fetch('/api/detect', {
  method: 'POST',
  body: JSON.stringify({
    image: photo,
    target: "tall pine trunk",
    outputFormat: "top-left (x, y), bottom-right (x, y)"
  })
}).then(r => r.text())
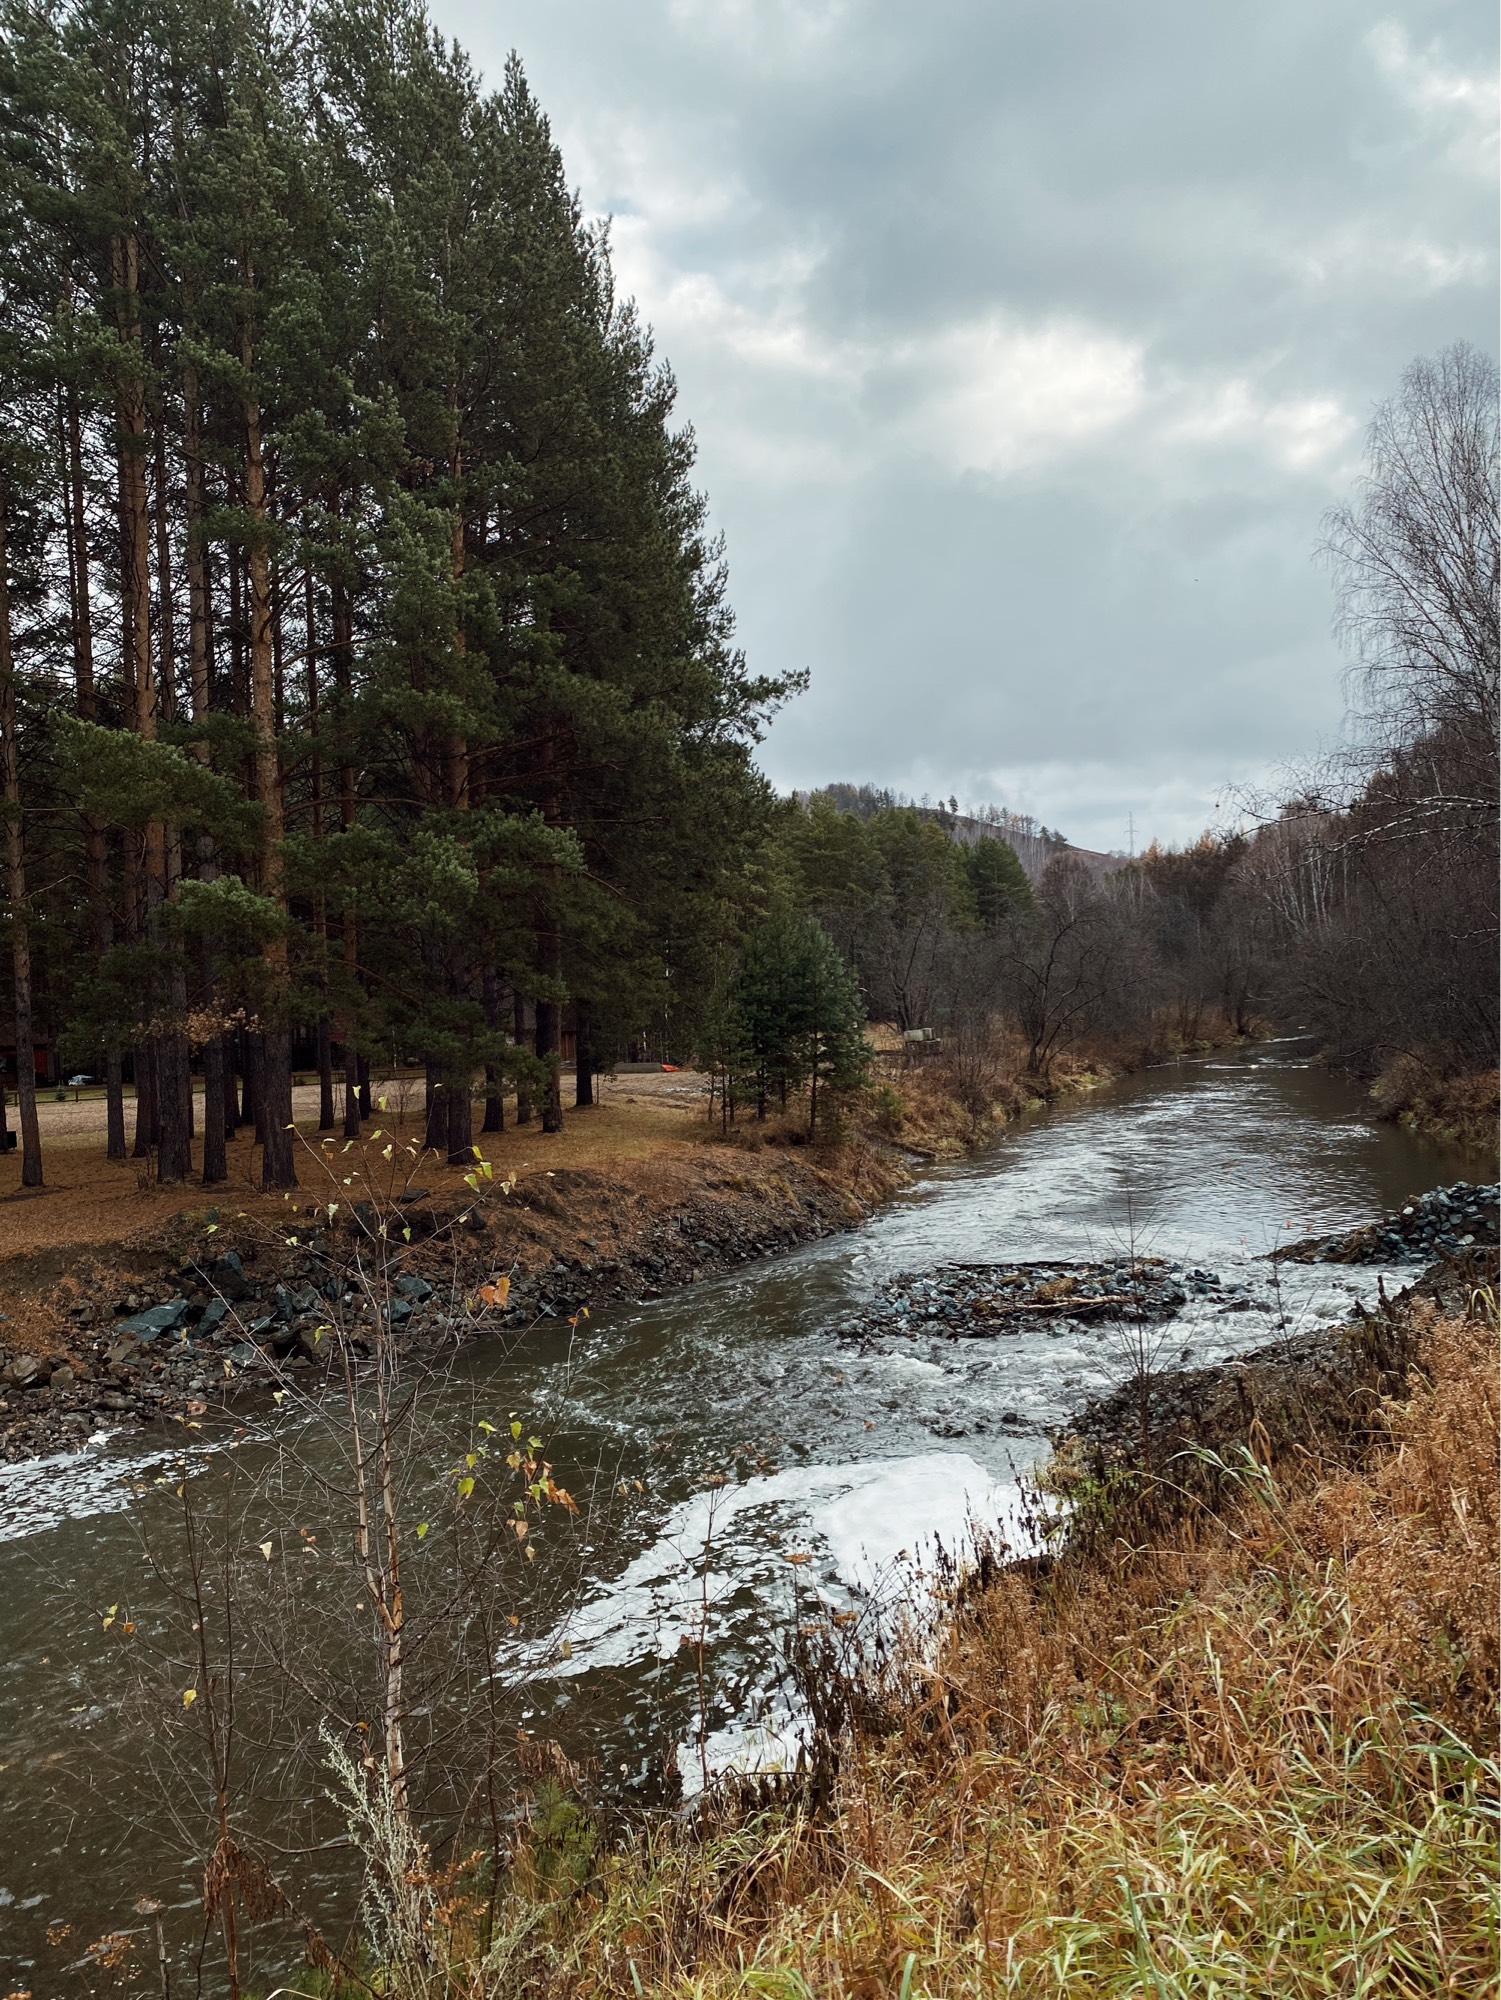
top-left (536, 740), bottom-right (564, 1134)
top-left (302, 561), bottom-right (336, 1133)
top-left (0, 477), bottom-right (42, 1187)
top-left (105, 1048), bottom-right (125, 1157)
top-left (185, 361), bottom-right (226, 1184)
top-left (222, 1036), bottom-right (240, 1138)
top-left (242, 318), bottom-right (295, 1189)
top-left (332, 570), bottom-right (362, 1138)
top-left (112, 230), bottom-right (189, 1181)
top-left (132, 1041), bottom-right (156, 1156)
top-left (61, 369), bottom-right (126, 1159)
top-left (574, 999), bottom-right (594, 1107)
top-left (316, 1015), bottom-right (335, 1132)
top-left (535, 978), bottom-right (564, 1133)
top-left (424, 1060), bottom-right (445, 1154)
top-left (150, 343), bottom-right (196, 1176)
top-left (443, 475), bottom-right (474, 1168)
top-left (513, 989), bottom-right (532, 1124)
top-left (444, 953), bottom-right (473, 1167)
top-left (341, 979), bottom-right (361, 1140)
top-left (481, 967), bottom-right (504, 1131)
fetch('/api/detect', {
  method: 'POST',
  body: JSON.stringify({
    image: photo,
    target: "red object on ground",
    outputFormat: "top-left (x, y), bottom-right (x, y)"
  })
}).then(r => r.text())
top-left (661, 1063), bottom-right (680, 1072)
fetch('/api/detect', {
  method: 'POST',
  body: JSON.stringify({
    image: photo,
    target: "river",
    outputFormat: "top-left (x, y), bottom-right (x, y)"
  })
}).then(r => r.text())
top-left (0, 1042), bottom-right (1485, 1984)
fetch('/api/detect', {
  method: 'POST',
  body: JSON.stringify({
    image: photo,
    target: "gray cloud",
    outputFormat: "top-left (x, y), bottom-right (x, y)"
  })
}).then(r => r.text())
top-left (438, 0), bottom-right (1496, 848)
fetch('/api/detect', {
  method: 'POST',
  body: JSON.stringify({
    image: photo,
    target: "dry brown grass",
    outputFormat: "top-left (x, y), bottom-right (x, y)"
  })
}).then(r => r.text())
top-left (452, 1304), bottom-right (1500, 1998)
top-left (0, 1073), bottom-right (717, 1266)
top-left (1370, 1056), bottom-right (1500, 1158)
top-left (1292, 1310), bottom-right (1499, 1734)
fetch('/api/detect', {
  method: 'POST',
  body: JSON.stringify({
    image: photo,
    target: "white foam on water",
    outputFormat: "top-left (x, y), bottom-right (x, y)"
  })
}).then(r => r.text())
top-left (520, 1451), bottom-right (1039, 1681)
top-left (860, 1353), bottom-right (950, 1381)
top-left (676, 1713), bottom-right (804, 1794)
top-left (808, 1452), bottom-right (1034, 1591)
top-left (0, 1431), bottom-right (171, 1544)
top-left (0, 1422), bottom-right (276, 1544)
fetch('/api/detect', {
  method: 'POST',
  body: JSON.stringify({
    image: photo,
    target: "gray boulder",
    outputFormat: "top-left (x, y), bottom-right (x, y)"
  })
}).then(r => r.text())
top-left (117, 1300), bottom-right (190, 1340)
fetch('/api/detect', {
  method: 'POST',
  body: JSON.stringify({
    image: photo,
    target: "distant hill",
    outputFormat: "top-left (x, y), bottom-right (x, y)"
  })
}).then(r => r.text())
top-left (798, 783), bottom-right (1127, 887)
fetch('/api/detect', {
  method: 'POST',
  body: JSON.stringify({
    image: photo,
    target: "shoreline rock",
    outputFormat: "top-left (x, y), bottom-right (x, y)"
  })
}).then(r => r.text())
top-left (0, 1153), bottom-right (878, 1466)
top-left (833, 1256), bottom-right (1232, 1345)
top-left (1061, 1242), bottom-right (1497, 1475)
top-left (4, 1151), bottom-right (1493, 1475)
top-left (1274, 1181), bottom-right (1497, 1265)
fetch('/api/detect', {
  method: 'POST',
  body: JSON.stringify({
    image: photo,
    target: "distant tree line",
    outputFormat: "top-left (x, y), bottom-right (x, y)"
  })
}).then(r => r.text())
top-left (762, 792), bottom-right (1227, 1087)
top-left (0, 0), bottom-right (796, 1189)
top-left (801, 781), bottom-right (1076, 878)
top-left (776, 347), bottom-right (1496, 1098)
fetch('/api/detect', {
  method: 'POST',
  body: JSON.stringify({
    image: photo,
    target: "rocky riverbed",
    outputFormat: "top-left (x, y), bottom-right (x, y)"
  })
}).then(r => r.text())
top-left (3, 1171), bottom-right (1495, 1468)
top-left (830, 1256), bottom-right (1251, 1343)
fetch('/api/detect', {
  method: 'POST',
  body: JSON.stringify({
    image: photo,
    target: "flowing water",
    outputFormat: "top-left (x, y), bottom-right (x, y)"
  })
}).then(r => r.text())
top-left (0, 1042), bottom-right (1485, 1983)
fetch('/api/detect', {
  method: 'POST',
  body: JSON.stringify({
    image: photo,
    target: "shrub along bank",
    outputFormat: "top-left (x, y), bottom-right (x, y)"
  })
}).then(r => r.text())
top-left (1369, 1058), bottom-right (1500, 1158)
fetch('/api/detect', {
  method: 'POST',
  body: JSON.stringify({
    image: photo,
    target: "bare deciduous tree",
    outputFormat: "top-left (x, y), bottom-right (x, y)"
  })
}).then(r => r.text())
top-left (1321, 341), bottom-right (1499, 793)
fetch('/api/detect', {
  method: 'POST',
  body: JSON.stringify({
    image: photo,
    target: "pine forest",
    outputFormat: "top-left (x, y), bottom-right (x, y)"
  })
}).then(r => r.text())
top-left (0, 0), bottom-right (800, 1188)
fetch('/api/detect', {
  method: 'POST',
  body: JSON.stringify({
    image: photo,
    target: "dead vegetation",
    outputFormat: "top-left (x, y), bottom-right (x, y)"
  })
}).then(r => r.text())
top-left (1370, 1055), bottom-right (1500, 1158)
top-left (400, 1295), bottom-right (1499, 1998)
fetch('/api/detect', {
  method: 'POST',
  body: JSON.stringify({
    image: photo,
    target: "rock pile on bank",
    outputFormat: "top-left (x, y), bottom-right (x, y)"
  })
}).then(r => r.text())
top-left (1274, 1182), bottom-right (1498, 1265)
top-left (0, 1159), bottom-right (867, 1463)
top-left (1063, 1242), bottom-right (1497, 1483)
top-left (0, 1244), bottom-right (404, 1461)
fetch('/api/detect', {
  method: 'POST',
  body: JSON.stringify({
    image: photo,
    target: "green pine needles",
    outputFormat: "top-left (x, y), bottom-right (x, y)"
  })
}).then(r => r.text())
top-left (730, 909), bottom-right (869, 1135)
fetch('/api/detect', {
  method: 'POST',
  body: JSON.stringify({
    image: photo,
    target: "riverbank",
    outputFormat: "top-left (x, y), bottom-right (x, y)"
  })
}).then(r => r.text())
top-left (0, 1121), bottom-right (889, 1462)
top-left (0, 1032), bottom-right (1236, 1464)
top-left (416, 1261), bottom-right (1499, 1998)
top-left (1369, 1055), bottom-right (1500, 1157)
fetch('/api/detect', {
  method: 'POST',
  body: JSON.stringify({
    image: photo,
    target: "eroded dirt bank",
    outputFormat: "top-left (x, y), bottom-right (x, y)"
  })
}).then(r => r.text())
top-left (0, 1127), bottom-right (909, 1462)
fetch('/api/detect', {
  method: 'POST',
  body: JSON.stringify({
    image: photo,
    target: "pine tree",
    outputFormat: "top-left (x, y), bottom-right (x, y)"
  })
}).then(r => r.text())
top-left (960, 834), bottom-right (1032, 930)
top-left (733, 909), bottom-right (866, 1131)
top-left (799, 917), bottom-right (867, 1139)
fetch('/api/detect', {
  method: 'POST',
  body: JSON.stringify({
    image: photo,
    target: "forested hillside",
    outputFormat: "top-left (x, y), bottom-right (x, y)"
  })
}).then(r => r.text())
top-left (798, 783), bottom-right (1096, 884)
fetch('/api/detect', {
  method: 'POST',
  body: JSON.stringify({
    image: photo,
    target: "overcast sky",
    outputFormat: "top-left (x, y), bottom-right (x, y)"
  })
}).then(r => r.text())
top-left (437, 0), bottom-right (1495, 851)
